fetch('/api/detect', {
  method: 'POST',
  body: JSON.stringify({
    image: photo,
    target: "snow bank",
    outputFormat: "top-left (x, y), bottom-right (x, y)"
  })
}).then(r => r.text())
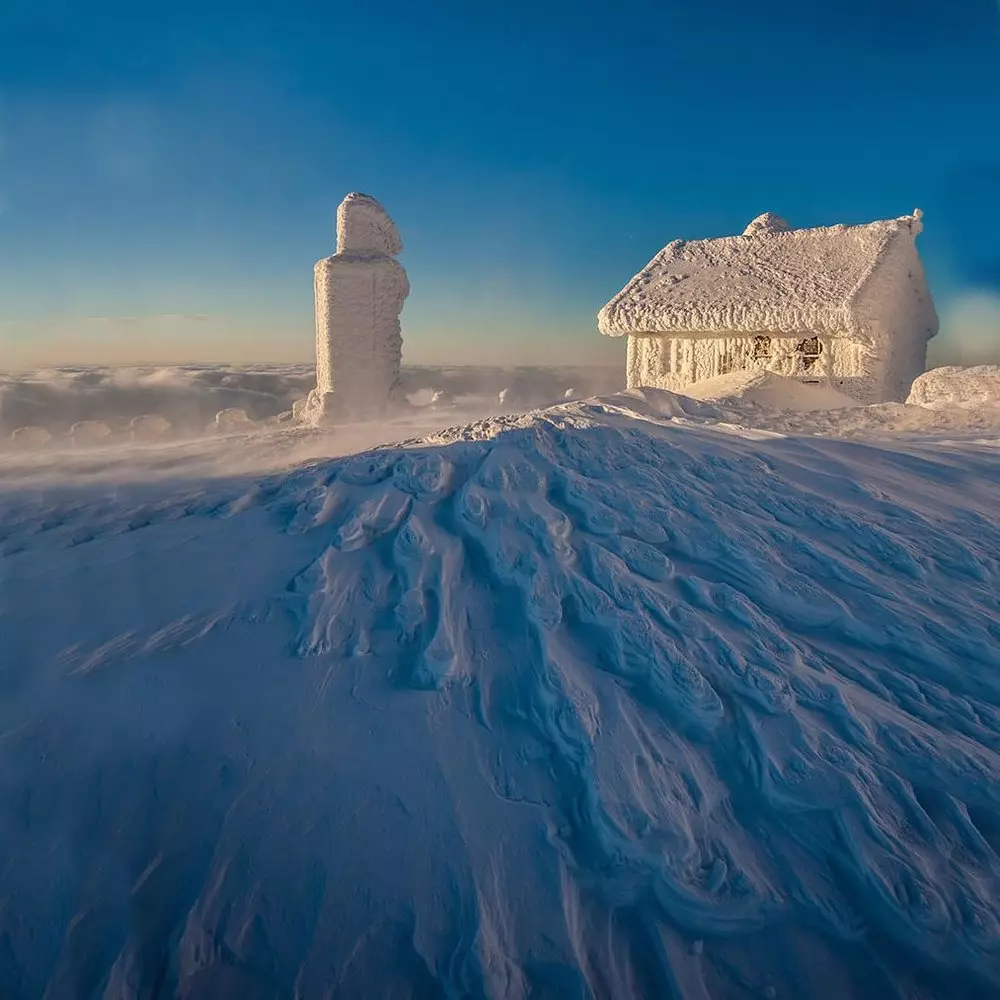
top-left (907, 365), bottom-right (1000, 410)
top-left (679, 370), bottom-right (862, 411)
top-left (2, 398), bottom-right (999, 998)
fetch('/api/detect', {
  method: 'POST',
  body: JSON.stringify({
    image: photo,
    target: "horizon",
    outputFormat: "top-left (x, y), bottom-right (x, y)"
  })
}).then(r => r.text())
top-left (2, 0), bottom-right (999, 369)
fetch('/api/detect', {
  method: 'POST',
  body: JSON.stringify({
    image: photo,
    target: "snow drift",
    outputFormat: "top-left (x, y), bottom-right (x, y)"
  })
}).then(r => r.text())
top-left (907, 365), bottom-right (1000, 410)
top-left (1, 392), bottom-right (999, 999)
top-left (677, 369), bottom-right (861, 411)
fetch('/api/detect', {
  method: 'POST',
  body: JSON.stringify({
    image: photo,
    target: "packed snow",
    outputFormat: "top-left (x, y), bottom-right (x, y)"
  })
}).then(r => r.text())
top-left (1, 365), bottom-right (999, 998)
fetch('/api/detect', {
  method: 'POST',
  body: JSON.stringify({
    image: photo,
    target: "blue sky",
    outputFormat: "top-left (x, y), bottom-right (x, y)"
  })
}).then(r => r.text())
top-left (1, 0), bottom-right (999, 367)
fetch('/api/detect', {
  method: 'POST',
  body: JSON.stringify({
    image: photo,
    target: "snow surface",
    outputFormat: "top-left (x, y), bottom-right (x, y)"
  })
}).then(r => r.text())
top-left (2, 370), bottom-right (1000, 998)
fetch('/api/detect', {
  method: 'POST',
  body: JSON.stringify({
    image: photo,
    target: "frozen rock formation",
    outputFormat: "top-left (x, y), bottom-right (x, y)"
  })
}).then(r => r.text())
top-left (298, 193), bottom-right (410, 425)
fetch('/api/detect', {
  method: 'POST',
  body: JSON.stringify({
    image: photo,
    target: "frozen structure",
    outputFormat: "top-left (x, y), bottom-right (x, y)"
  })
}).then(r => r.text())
top-left (297, 193), bottom-right (409, 425)
top-left (598, 210), bottom-right (938, 403)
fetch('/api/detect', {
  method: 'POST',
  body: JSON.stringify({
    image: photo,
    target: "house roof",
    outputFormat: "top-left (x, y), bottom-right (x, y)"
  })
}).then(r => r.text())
top-left (598, 211), bottom-right (927, 343)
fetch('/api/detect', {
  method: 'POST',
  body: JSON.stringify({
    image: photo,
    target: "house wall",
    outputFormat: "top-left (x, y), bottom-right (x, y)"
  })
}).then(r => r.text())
top-left (626, 333), bottom-right (881, 401)
top-left (851, 232), bottom-right (938, 402)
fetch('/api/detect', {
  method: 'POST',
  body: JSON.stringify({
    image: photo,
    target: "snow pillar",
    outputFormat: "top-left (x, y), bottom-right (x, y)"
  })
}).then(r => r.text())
top-left (297, 193), bottom-right (410, 425)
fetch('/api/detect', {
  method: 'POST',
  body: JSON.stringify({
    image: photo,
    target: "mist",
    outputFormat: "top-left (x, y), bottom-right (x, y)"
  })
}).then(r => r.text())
top-left (0, 362), bottom-right (624, 441)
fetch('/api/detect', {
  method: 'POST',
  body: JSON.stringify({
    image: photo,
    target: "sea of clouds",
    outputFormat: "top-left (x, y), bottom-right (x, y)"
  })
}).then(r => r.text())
top-left (0, 363), bottom-right (623, 443)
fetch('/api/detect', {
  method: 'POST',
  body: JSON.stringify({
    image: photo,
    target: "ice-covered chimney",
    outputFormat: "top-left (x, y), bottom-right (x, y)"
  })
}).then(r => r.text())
top-left (743, 212), bottom-right (791, 237)
top-left (297, 193), bottom-right (410, 425)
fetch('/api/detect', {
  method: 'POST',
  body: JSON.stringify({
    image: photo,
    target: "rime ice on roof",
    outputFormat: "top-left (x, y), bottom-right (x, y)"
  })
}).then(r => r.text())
top-left (297, 193), bottom-right (410, 425)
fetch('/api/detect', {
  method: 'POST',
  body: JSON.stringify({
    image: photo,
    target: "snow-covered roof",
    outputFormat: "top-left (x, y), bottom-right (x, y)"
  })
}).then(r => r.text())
top-left (599, 211), bottom-right (928, 342)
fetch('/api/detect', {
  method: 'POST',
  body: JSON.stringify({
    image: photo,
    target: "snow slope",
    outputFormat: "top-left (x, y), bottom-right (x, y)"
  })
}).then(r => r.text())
top-left (1, 392), bottom-right (1000, 999)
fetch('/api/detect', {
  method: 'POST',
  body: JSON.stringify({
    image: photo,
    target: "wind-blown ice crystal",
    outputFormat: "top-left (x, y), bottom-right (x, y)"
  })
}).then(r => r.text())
top-left (300, 193), bottom-right (410, 424)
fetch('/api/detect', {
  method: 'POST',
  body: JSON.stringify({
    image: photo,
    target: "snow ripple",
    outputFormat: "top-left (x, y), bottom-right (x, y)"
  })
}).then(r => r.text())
top-left (271, 413), bottom-right (1000, 995)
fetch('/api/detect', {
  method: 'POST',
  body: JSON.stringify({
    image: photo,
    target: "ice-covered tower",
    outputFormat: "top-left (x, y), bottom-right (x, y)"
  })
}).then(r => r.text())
top-left (299, 193), bottom-right (409, 424)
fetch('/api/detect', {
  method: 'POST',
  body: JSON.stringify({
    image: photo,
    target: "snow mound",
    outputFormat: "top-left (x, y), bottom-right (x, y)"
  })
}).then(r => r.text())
top-left (2, 400), bottom-right (999, 998)
top-left (679, 370), bottom-right (862, 411)
top-left (907, 365), bottom-right (1000, 410)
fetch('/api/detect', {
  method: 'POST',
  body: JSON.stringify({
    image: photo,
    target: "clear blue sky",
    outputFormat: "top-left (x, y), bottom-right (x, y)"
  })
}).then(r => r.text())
top-left (1, 0), bottom-right (999, 367)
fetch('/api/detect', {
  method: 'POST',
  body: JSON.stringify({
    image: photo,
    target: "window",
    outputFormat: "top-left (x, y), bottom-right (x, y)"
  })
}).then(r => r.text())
top-left (751, 335), bottom-right (772, 361)
top-left (796, 337), bottom-right (822, 372)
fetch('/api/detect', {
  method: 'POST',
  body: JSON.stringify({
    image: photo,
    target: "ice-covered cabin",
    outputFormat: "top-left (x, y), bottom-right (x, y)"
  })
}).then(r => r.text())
top-left (597, 211), bottom-right (938, 403)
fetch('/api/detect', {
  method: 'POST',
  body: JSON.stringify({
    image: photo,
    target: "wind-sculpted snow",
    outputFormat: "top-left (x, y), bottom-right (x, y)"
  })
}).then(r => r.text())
top-left (1, 398), bottom-right (999, 998)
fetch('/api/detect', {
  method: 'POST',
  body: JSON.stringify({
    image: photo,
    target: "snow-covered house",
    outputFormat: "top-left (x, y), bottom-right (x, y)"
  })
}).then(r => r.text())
top-left (598, 211), bottom-right (938, 403)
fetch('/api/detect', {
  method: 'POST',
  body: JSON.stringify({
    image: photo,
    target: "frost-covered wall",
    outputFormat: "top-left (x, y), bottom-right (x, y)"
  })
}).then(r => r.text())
top-left (299, 193), bottom-right (409, 425)
top-left (626, 333), bottom-right (878, 398)
top-left (853, 219), bottom-right (938, 402)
